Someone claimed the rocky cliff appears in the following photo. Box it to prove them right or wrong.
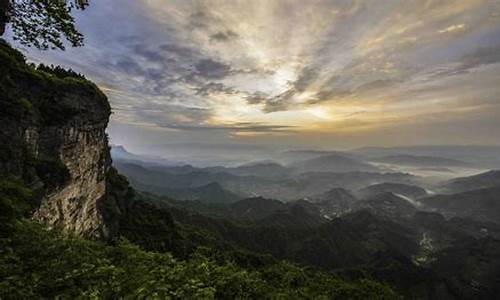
[30,113,112,239]
[0,39,112,238]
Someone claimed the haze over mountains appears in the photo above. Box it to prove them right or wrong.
[106,143,500,298]
[111,146,500,201]
[115,143,500,169]
[111,144,500,223]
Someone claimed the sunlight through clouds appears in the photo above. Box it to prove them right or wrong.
[15,0,500,148]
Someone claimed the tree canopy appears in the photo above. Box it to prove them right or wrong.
[0,0,88,50]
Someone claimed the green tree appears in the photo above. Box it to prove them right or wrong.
[0,0,88,50]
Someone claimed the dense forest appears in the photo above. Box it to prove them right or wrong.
[0,172,397,299]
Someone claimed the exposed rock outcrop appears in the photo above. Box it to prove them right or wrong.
[31,121,111,238]
[0,39,112,238]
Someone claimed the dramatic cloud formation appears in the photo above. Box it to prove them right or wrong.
[10,0,500,150]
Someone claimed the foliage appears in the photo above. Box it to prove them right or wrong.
[0,219,400,299]
[0,176,399,299]
[37,63,85,79]
[31,156,70,189]
[3,0,89,50]
[0,38,107,126]
[0,178,33,222]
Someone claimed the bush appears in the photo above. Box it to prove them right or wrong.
[0,178,33,221]
[32,157,70,190]
[0,38,108,127]
[36,64,86,80]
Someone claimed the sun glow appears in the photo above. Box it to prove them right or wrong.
[38,0,499,147]
[306,106,331,120]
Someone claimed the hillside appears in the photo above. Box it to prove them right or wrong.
[358,183,428,200]
[2,180,398,299]
[351,192,418,219]
[438,170,500,193]
[309,188,358,218]
[130,180,241,203]
[420,185,500,223]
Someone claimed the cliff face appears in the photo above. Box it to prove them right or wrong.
[0,40,112,238]
[30,111,111,238]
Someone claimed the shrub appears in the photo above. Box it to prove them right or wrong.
[32,157,70,190]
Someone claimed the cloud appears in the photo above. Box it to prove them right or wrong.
[419,44,500,80]
[159,43,199,59]
[195,82,237,96]
[189,11,220,29]
[262,88,297,113]
[132,44,165,62]
[245,91,269,105]
[194,58,233,79]
[311,88,351,104]
[156,122,296,133]
[14,0,500,148]
[293,67,318,93]
[210,30,238,42]
[114,57,144,75]
[438,24,465,34]
[132,103,213,127]
[460,45,500,70]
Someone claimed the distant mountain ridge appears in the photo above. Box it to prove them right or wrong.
[111,145,184,167]
[277,149,357,164]
[115,160,418,201]
[289,154,380,173]
[352,145,500,168]
[369,154,470,167]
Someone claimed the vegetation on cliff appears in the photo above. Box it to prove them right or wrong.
[0,38,108,126]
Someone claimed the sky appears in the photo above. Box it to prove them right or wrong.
[8,0,500,153]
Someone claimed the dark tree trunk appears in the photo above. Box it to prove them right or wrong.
[0,0,11,36]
